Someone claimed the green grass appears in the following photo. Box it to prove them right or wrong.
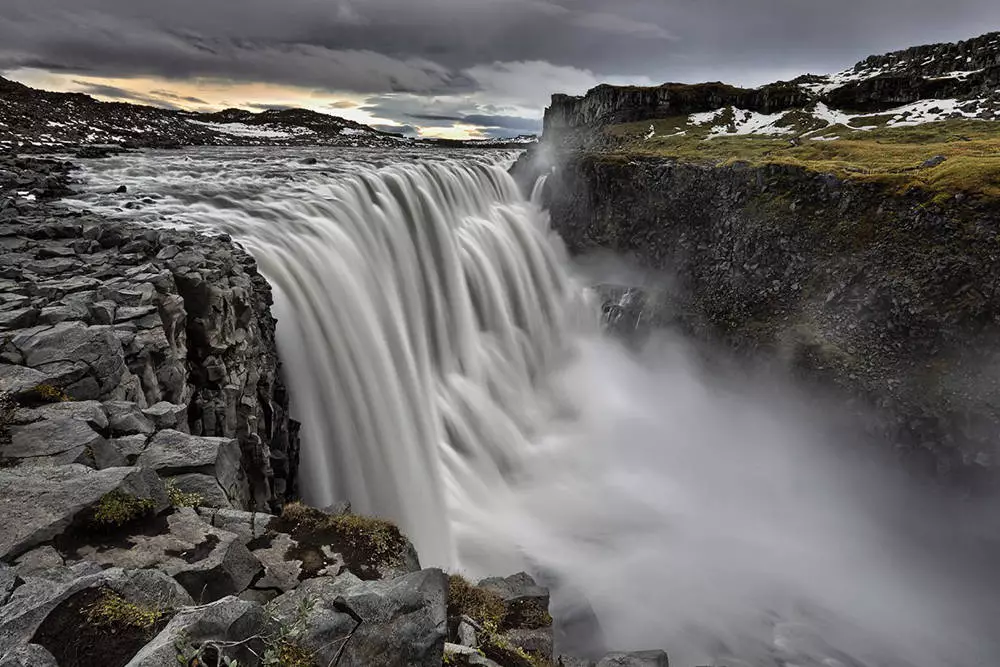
[604,117,1000,199]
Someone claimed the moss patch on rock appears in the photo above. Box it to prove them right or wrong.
[448,574,506,628]
[273,502,409,580]
[92,490,156,528]
[32,587,169,667]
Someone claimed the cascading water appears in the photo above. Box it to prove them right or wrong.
[69,147,1000,666]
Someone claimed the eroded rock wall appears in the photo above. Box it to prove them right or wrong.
[524,152,1000,484]
[0,156,298,510]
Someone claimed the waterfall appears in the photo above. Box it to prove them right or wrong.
[247,159,585,565]
[67,148,1000,666]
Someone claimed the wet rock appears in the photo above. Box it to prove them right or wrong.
[478,572,551,630]
[596,651,670,667]
[267,568,448,667]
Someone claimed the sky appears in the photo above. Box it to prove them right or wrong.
[1,1,998,139]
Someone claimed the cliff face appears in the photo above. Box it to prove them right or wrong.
[0,156,299,509]
[519,152,1000,484]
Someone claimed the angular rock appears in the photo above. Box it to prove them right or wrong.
[72,508,262,603]
[142,401,188,431]
[0,308,38,330]
[0,365,46,397]
[165,473,232,509]
[139,429,247,507]
[10,322,126,397]
[267,568,447,667]
[0,464,168,560]
[0,644,58,667]
[103,400,155,435]
[195,508,274,545]
[245,532,301,599]
[506,627,554,660]
[13,400,108,430]
[13,547,63,578]
[0,567,191,660]
[110,434,150,462]
[478,572,551,630]
[596,651,670,667]
[4,417,104,460]
[0,565,18,607]
[126,596,273,667]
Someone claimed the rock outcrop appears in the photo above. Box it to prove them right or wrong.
[0,155,298,510]
[543,31,1000,145]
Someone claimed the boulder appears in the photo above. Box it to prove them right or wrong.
[0,644,58,667]
[142,402,188,431]
[166,473,233,508]
[126,596,273,667]
[72,507,262,603]
[267,568,448,667]
[138,429,248,507]
[596,651,670,667]
[4,417,104,461]
[0,567,191,661]
[11,322,127,397]
[0,465,168,561]
[103,400,155,435]
[478,572,551,630]
[445,643,503,667]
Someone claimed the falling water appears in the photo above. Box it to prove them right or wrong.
[69,147,1000,666]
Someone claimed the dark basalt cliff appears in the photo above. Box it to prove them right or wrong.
[544,32,1000,142]
[516,151,1000,486]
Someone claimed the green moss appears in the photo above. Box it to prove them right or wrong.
[93,490,155,527]
[166,480,203,508]
[84,588,162,633]
[603,116,1000,200]
[448,575,506,628]
[277,502,409,579]
[32,384,70,403]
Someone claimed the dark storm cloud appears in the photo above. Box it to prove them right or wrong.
[2,0,999,129]
[71,80,182,109]
[150,90,209,105]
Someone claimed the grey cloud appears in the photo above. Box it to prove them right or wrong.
[2,0,999,135]
[70,80,182,109]
[149,89,208,105]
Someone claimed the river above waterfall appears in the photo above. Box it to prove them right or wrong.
[64,147,1000,667]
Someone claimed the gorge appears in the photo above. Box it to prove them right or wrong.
[2,27,1000,667]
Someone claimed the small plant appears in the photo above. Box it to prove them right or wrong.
[85,588,163,634]
[448,575,505,628]
[93,490,155,527]
[33,383,70,403]
[166,480,204,508]
[174,597,320,667]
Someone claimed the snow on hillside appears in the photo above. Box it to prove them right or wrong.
[682,96,992,140]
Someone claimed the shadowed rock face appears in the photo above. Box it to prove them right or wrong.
[516,151,1000,487]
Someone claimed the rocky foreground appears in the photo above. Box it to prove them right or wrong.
[0,157,663,666]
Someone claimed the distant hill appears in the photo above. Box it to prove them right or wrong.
[545,31,1000,145]
[0,77,538,151]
